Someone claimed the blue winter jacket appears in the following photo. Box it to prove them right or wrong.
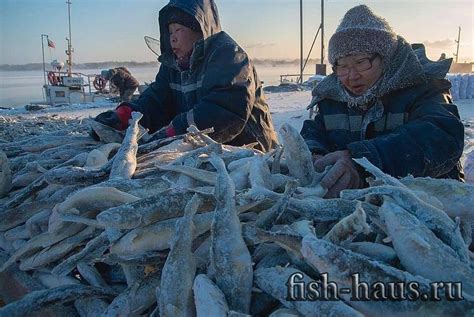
[129,0,278,151]
[301,40,464,180]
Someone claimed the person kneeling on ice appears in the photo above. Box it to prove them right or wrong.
[101,67,139,102]
[93,0,278,152]
[300,5,464,198]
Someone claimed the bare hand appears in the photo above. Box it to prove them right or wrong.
[313,150,361,198]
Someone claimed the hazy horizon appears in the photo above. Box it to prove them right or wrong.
[0,58,323,68]
[1,0,473,65]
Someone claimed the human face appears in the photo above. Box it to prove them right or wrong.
[334,54,384,96]
[169,23,202,59]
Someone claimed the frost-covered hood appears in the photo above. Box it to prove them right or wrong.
[158,0,222,66]
[308,36,452,109]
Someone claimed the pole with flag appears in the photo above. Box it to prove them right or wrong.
[41,34,55,102]
[47,38,56,49]
[40,34,49,101]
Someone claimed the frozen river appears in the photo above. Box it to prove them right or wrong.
[0,64,301,108]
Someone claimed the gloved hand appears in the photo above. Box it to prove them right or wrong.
[94,103,132,131]
[313,150,361,198]
[148,124,176,143]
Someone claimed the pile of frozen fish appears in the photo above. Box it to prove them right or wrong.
[0,112,473,316]
[0,114,89,143]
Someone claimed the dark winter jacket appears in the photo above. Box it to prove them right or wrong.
[130,0,278,151]
[301,39,464,180]
[109,67,139,93]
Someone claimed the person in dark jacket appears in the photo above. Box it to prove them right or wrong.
[94,0,278,151]
[101,67,139,102]
[300,5,464,198]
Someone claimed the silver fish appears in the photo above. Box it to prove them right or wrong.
[19,226,97,271]
[0,233,14,254]
[227,156,255,172]
[343,241,398,264]
[380,199,474,296]
[301,235,474,316]
[159,195,201,316]
[85,149,108,168]
[209,153,253,314]
[400,175,474,221]
[0,223,86,272]
[52,232,109,276]
[4,224,31,241]
[248,224,303,261]
[193,274,229,317]
[279,123,314,186]
[271,145,284,174]
[255,266,363,317]
[0,285,115,317]
[109,111,143,179]
[96,188,212,230]
[34,271,110,317]
[102,270,162,317]
[352,157,406,187]
[323,202,370,244]
[157,164,217,185]
[25,209,51,237]
[174,156,200,188]
[249,155,273,190]
[243,187,377,222]
[0,201,54,231]
[255,180,298,230]
[89,120,125,144]
[1,135,98,156]
[76,262,113,291]
[91,176,169,198]
[49,186,139,233]
[341,185,470,263]
[110,211,214,256]
[44,165,109,186]
[353,157,444,208]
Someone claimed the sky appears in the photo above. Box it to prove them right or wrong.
[0,0,473,65]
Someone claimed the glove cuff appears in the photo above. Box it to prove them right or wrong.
[166,125,176,137]
[115,104,133,130]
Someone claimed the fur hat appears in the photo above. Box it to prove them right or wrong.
[167,7,201,33]
[328,5,397,65]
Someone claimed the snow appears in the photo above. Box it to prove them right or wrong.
[267,90,312,133]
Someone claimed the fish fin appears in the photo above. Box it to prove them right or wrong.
[184,194,201,218]
[131,111,143,122]
[164,304,180,317]
[409,233,431,251]
[454,216,461,234]
[129,232,139,242]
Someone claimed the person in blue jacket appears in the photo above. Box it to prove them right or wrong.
[301,5,464,198]
[94,0,278,151]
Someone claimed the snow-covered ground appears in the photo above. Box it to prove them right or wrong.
[267,90,312,132]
